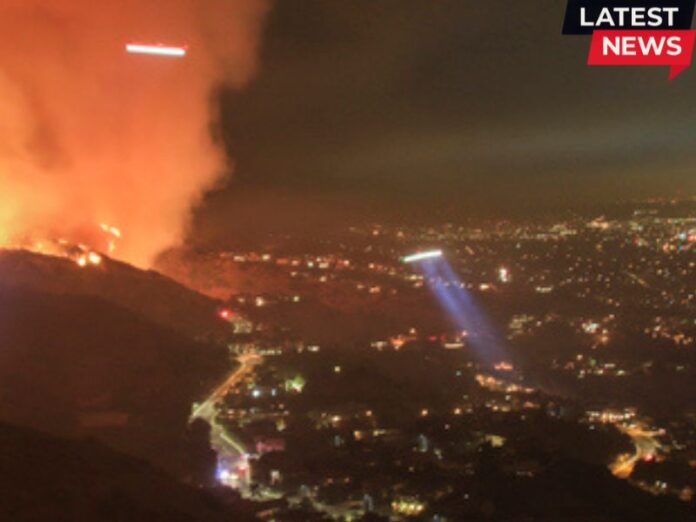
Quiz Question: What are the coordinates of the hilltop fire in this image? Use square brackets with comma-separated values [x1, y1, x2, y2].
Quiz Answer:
[10, 222, 121, 269]
[0, 0, 268, 267]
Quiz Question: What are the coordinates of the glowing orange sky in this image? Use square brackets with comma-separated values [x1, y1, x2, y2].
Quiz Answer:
[0, 0, 268, 266]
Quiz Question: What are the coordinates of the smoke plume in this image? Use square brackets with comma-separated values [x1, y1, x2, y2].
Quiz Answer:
[0, 0, 268, 266]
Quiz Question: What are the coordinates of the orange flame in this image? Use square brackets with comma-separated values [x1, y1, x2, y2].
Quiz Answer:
[0, 0, 269, 266]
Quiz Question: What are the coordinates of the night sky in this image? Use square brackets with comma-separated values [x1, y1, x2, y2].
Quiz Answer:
[197, 0, 696, 239]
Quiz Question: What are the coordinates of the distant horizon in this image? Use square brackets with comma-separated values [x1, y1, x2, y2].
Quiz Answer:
[188, 187, 696, 250]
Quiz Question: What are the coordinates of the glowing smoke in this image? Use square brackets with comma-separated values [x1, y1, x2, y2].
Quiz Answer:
[0, 0, 268, 266]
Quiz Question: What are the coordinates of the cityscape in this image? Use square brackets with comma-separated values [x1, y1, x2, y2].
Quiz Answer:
[155, 197, 695, 519]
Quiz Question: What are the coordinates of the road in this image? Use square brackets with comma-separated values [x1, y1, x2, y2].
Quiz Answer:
[610, 423, 663, 479]
[190, 352, 262, 488]
[191, 352, 261, 420]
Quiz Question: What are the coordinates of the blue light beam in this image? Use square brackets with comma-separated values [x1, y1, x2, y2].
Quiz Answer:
[415, 255, 506, 365]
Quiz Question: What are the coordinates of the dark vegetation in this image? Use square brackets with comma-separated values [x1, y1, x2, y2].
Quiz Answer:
[0, 422, 255, 522]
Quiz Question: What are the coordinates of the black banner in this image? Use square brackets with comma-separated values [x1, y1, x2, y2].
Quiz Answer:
[563, 0, 696, 34]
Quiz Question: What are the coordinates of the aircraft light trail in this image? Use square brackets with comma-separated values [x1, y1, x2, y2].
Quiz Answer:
[401, 250, 444, 264]
[126, 43, 187, 57]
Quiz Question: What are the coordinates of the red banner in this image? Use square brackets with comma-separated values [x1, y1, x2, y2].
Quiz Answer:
[588, 29, 696, 79]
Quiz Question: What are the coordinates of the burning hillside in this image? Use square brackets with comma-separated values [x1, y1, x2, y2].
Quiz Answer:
[0, 249, 228, 340]
[0, 248, 242, 477]
[0, 0, 268, 267]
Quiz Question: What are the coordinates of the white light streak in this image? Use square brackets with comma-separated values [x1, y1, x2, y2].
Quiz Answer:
[126, 44, 187, 57]
[402, 250, 444, 264]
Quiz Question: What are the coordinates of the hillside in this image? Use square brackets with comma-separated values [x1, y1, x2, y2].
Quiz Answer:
[0, 422, 255, 522]
[0, 249, 226, 340]
[0, 275, 229, 476]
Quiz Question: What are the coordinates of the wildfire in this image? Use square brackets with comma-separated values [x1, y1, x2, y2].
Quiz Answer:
[75, 249, 103, 268]
[2, 222, 122, 269]
[0, 0, 269, 267]
[66, 223, 121, 268]
[37, 239, 104, 269]
[100, 224, 122, 254]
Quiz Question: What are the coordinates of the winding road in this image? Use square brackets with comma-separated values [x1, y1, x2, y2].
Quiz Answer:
[190, 352, 262, 487]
